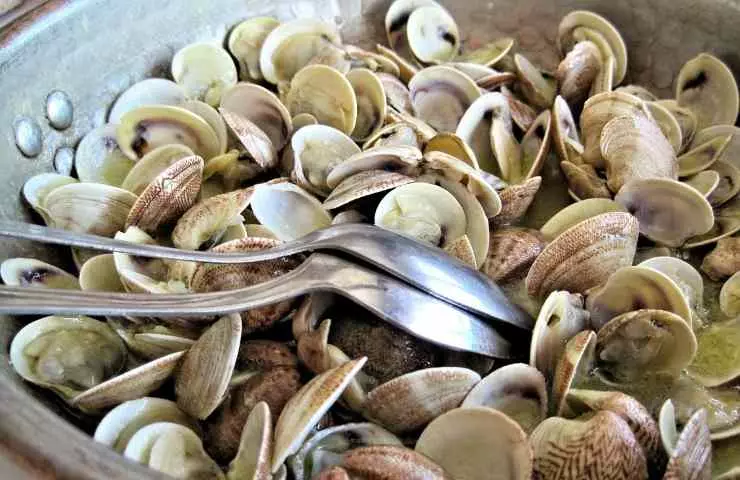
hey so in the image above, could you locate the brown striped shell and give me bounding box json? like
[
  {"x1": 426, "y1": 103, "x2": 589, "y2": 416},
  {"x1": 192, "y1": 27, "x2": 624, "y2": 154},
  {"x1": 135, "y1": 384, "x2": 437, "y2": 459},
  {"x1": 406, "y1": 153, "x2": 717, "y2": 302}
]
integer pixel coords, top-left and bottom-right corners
[{"x1": 483, "y1": 227, "x2": 547, "y2": 283}]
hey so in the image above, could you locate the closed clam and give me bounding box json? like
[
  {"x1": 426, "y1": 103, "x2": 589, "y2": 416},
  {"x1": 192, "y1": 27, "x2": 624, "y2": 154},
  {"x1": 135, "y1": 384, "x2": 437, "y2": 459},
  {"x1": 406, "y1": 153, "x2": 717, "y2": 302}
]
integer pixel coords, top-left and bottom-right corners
[
  {"x1": 285, "y1": 65, "x2": 358, "y2": 135},
  {"x1": 585, "y1": 266, "x2": 692, "y2": 330},
  {"x1": 416, "y1": 407, "x2": 532, "y2": 480},
  {"x1": 526, "y1": 212, "x2": 639, "y2": 297},
  {"x1": 408, "y1": 65, "x2": 480, "y2": 133},
  {"x1": 228, "y1": 17, "x2": 280, "y2": 81},
  {"x1": 338, "y1": 445, "x2": 451, "y2": 480},
  {"x1": 483, "y1": 227, "x2": 546, "y2": 283},
  {"x1": 462, "y1": 364, "x2": 547, "y2": 433},
  {"x1": 556, "y1": 41, "x2": 601, "y2": 106},
  {"x1": 9, "y1": 315, "x2": 127, "y2": 400},
  {"x1": 596, "y1": 309, "x2": 697, "y2": 383},
  {"x1": 259, "y1": 19, "x2": 341, "y2": 85},
  {"x1": 220, "y1": 82, "x2": 293, "y2": 151},
  {"x1": 659, "y1": 400, "x2": 712, "y2": 480},
  {"x1": 75, "y1": 124, "x2": 136, "y2": 186},
  {"x1": 531, "y1": 411, "x2": 648, "y2": 480},
  {"x1": 289, "y1": 423, "x2": 402, "y2": 480},
  {"x1": 171, "y1": 42, "x2": 237, "y2": 106},
  {"x1": 676, "y1": 53, "x2": 739, "y2": 130},
  {"x1": 116, "y1": 105, "x2": 221, "y2": 161},
  {"x1": 291, "y1": 124, "x2": 361, "y2": 196},
  {"x1": 615, "y1": 178, "x2": 714, "y2": 247},
  {"x1": 1, "y1": 257, "x2": 79, "y2": 290}
]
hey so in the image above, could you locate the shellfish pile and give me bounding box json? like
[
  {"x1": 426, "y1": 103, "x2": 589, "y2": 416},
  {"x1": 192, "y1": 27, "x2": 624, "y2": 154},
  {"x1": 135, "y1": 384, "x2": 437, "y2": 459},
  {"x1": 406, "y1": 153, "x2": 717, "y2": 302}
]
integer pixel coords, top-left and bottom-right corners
[{"x1": 3, "y1": 1, "x2": 740, "y2": 478}]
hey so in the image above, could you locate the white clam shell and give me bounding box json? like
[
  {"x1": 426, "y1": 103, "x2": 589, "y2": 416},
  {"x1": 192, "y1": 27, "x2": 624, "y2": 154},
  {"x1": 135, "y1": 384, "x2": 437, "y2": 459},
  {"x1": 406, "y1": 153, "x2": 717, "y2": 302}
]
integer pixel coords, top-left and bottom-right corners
[
  {"x1": 228, "y1": 17, "x2": 280, "y2": 81},
  {"x1": 171, "y1": 42, "x2": 237, "y2": 106},
  {"x1": 75, "y1": 124, "x2": 136, "y2": 186},
  {"x1": 108, "y1": 78, "x2": 187, "y2": 124},
  {"x1": 292, "y1": 124, "x2": 361, "y2": 196},
  {"x1": 409, "y1": 65, "x2": 481, "y2": 133},
  {"x1": 250, "y1": 182, "x2": 332, "y2": 241},
  {"x1": 1, "y1": 257, "x2": 79, "y2": 290},
  {"x1": 22, "y1": 173, "x2": 78, "y2": 223}
]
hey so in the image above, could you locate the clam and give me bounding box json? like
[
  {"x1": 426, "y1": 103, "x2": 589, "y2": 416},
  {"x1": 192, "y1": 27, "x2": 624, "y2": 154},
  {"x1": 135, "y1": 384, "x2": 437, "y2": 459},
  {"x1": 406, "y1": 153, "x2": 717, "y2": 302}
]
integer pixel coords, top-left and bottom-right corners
[
  {"x1": 678, "y1": 134, "x2": 731, "y2": 177},
  {"x1": 385, "y1": 106, "x2": 438, "y2": 142},
  {"x1": 493, "y1": 176, "x2": 542, "y2": 227},
  {"x1": 123, "y1": 422, "x2": 224, "y2": 479},
  {"x1": 639, "y1": 256, "x2": 704, "y2": 310},
  {"x1": 617, "y1": 85, "x2": 658, "y2": 102},
  {"x1": 482, "y1": 227, "x2": 546, "y2": 283},
  {"x1": 347, "y1": 69, "x2": 387, "y2": 142},
  {"x1": 121, "y1": 144, "x2": 195, "y2": 195},
  {"x1": 540, "y1": 198, "x2": 626, "y2": 240},
  {"x1": 220, "y1": 109, "x2": 277, "y2": 169},
  {"x1": 226, "y1": 401, "x2": 272, "y2": 480},
  {"x1": 376, "y1": 72, "x2": 413, "y2": 116},
  {"x1": 596, "y1": 309, "x2": 697, "y2": 383},
  {"x1": 551, "y1": 330, "x2": 597, "y2": 417},
  {"x1": 339, "y1": 445, "x2": 451, "y2": 480},
  {"x1": 585, "y1": 266, "x2": 692, "y2": 330},
  {"x1": 332, "y1": 210, "x2": 367, "y2": 225},
  {"x1": 323, "y1": 170, "x2": 415, "y2": 210},
  {"x1": 228, "y1": 17, "x2": 280, "y2": 81},
  {"x1": 361, "y1": 367, "x2": 480, "y2": 434},
  {"x1": 408, "y1": 65, "x2": 480, "y2": 133},
  {"x1": 707, "y1": 159, "x2": 740, "y2": 207},
  {"x1": 714, "y1": 437, "x2": 740, "y2": 480},
  {"x1": 289, "y1": 423, "x2": 403, "y2": 480},
  {"x1": 259, "y1": 18, "x2": 341, "y2": 85},
  {"x1": 514, "y1": 54, "x2": 557, "y2": 109},
  {"x1": 71, "y1": 351, "x2": 185, "y2": 412},
  {"x1": 114, "y1": 227, "x2": 186, "y2": 293},
  {"x1": 116, "y1": 105, "x2": 221, "y2": 161},
  {"x1": 565, "y1": 390, "x2": 666, "y2": 478},
  {"x1": 683, "y1": 170, "x2": 720, "y2": 197},
  {"x1": 647, "y1": 101, "x2": 684, "y2": 154},
  {"x1": 615, "y1": 178, "x2": 714, "y2": 247},
  {"x1": 561, "y1": 161, "x2": 612, "y2": 200},
  {"x1": 720, "y1": 272, "x2": 740, "y2": 317},
  {"x1": 580, "y1": 91, "x2": 647, "y2": 168},
  {"x1": 374, "y1": 182, "x2": 466, "y2": 250},
  {"x1": 205, "y1": 366, "x2": 301, "y2": 464},
  {"x1": 600, "y1": 113, "x2": 678, "y2": 193},
  {"x1": 9, "y1": 315, "x2": 127, "y2": 400},
  {"x1": 171, "y1": 42, "x2": 237, "y2": 106},
  {"x1": 659, "y1": 401, "x2": 712, "y2": 480},
  {"x1": 687, "y1": 318, "x2": 740, "y2": 388},
  {"x1": 181, "y1": 100, "x2": 228, "y2": 156},
  {"x1": 175, "y1": 314, "x2": 241, "y2": 419},
  {"x1": 416, "y1": 407, "x2": 532, "y2": 480},
  {"x1": 676, "y1": 53, "x2": 739, "y2": 130},
  {"x1": 43, "y1": 182, "x2": 136, "y2": 237},
  {"x1": 384, "y1": 0, "x2": 440, "y2": 55},
  {"x1": 691, "y1": 125, "x2": 740, "y2": 169},
  {"x1": 556, "y1": 40, "x2": 602, "y2": 106},
  {"x1": 519, "y1": 111, "x2": 552, "y2": 183},
  {"x1": 125, "y1": 155, "x2": 204, "y2": 233},
  {"x1": 690, "y1": 215, "x2": 740, "y2": 252},
  {"x1": 107, "y1": 317, "x2": 196, "y2": 360},
  {"x1": 292, "y1": 124, "x2": 361, "y2": 196},
  {"x1": 405, "y1": 4, "x2": 459, "y2": 64},
  {"x1": 271, "y1": 358, "x2": 367, "y2": 472},
  {"x1": 1, "y1": 258, "x2": 79, "y2": 290},
  {"x1": 551, "y1": 96, "x2": 580, "y2": 163},
  {"x1": 531, "y1": 411, "x2": 647, "y2": 480},
  {"x1": 376, "y1": 44, "x2": 419, "y2": 84},
  {"x1": 172, "y1": 187, "x2": 253, "y2": 250},
  {"x1": 94, "y1": 397, "x2": 196, "y2": 453},
  {"x1": 501, "y1": 86, "x2": 538, "y2": 132},
  {"x1": 191, "y1": 237, "x2": 302, "y2": 333},
  {"x1": 558, "y1": 10, "x2": 628, "y2": 85},
  {"x1": 220, "y1": 82, "x2": 293, "y2": 150},
  {"x1": 79, "y1": 254, "x2": 126, "y2": 292},
  {"x1": 462, "y1": 364, "x2": 547, "y2": 433},
  {"x1": 456, "y1": 92, "x2": 520, "y2": 177},
  {"x1": 284, "y1": 65, "x2": 358, "y2": 135},
  {"x1": 344, "y1": 45, "x2": 401, "y2": 77},
  {"x1": 656, "y1": 100, "x2": 698, "y2": 151},
  {"x1": 457, "y1": 37, "x2": 515, "y2": 67},
  {"x1": 526, "y1": 212, "x2": 639, "y2": 297},
  {"x1": 529, "y1": 290, "x2": 590, "y2": 383},
  {"x1": 109, "y1": 78, "x2": 187, "y2": 124},
  {"x1": 424, "y1": 133, "x2": 479, "y2": 168},
  {"x1": 443, "y1": 235, "x2": 476, "y2": 267},
  {"x1": 250, "y1": 181, "x2": 332, "y2": 241},
  {"x1": 22, "y1": 173, "x2": 78, "y2": 222},
  {"x1": 75, "y1": 124, "x2": 136, "y2": 186}
]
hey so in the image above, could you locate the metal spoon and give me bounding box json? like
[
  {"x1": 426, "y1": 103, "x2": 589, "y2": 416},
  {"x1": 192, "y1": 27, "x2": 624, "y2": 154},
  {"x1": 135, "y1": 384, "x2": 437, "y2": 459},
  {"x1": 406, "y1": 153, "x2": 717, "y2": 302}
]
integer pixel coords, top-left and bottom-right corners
[
  {"x1": 0, "y1": 252, "x2": 513, "y2": 358},
  {"x1": 0, "y1": 220, "x2": 533, "y2": 330}
]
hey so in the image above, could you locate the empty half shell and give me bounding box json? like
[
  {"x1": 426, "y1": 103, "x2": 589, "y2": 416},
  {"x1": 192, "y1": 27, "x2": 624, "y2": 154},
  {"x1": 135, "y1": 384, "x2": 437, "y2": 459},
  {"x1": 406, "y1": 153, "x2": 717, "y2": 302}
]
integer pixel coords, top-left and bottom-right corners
[
  {"x1": 22, "y1": 173, "x2": 78, "y2": 223},
  {"x1": 676, "y1": 53, "x2": 739, "y2": 130},
  {"x1": 250, "y1": 182, "x2": 332, "y2": 241},
  {"x1": 171, "y1": 42, "x2": 237, "y2": 106},
  {"x1": 551, "y1": 330, "x2": 597, "y2": 417},
  {"x1": 292, "y1": 124, "x2": 361, "y2": 196},
  {"x1": 220, "y1": 82, "x2": 293, "y2": 151},
  {"x1": 347, "y1": 68, "x2": 387, "y2": 142},
  {"x1": 687, "y1": 318, "x2": 740, "y2": 388},
  {"x1": 406, "y1": 4, "x2": 459, "y2": 64},
  {"x1": 1, "y1": 258, "x2": 79, "y2": 290},
  {"x1": 75, "y1": 124, "x2": 136, "y2": 186},
  {"x1": 409, "y1": 65, "x2": 480, "y2": 133},
  {"x1": 228, "y1": 17, "x2": 280, "y2": 81}
]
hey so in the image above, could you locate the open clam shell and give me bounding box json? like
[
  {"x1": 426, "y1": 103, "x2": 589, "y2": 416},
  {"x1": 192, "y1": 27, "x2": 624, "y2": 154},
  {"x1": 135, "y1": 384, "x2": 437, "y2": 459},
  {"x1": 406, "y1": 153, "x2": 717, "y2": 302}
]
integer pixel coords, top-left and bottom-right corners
[
  {"x1": 615, "y1": 178, "x2": 714, "y2": 247},
  {"x1": 676, "y1": 53, "x2": 739, "y2": 130},
  {"x1": 228, "y1": 17, "x2": 280, "y2": 81},
  {"x1": 408, "y1": 65, "x2": 480, "y2": 133},
  {"x1": 659, "y1": 401, "x2": 712, "y2": 480},
  {"x1": 526, "y1": 212, "x2": 639, "y2": 298},
  {"x1": 424, "y1": 133, "x2": 479, "y2": 169},
  {"x1": 292, "y1": 124, "x2": 361, "y2": 196},
  {"x1": 326, "y1": 145, "x2": 422, "y2": 189},
  {"x1": 116, "y1": 105, "x2": 221, "y2": 161},
  {"x1": 376, "y1": 73, "x2": 413, "y2": 116},
  {"x1": 514, "y1": 54, "x2": 557, "y2": 109},
  {"x1": 657, "y1": 99, "x2": 698, "y2": 152},
  {"x1": 9, "y1": 315, "x2": 127, "y2": 400},
  {"x1": 375, "y1": 44, "x2": 419, "y2": 84},
  {"x1": 551, "y1": 96, "x2": 581, "y2": 163},
  {"x1": 289, "y1": 422, "x2": 402, "y2": 480},
  {"x1": 220, "y1": 108, "x2": 277, "y2": 170},
  {"x1": 109, "y1": 78, "x2": 187, "y2": 124},
  {"x1": 639, "y1": 256, "x2": 704, "y2": 310},
  {"x1": 271, "y1": 357, "x2": 367, "y2": 472},
  {"x1": 595, "y1": 309, "x2": 697, "y2": 383},
  {"x1": 551, "y1": 330, "x2": 596, "y2": 417},
  {"x1": 22, "y1": 173, "x2": 78, "y2": 223},
  {"x1": 585, "y1": 266, "x2": 692, "y2": 330},
  {"x1": 171, "y1": 42, "x2": 237, "y2": 106},
  {"x1": 220, "y1": 82, "x2": 293, "y2": 151},
  {"x1": 226, "y1": 401, "x2": 273, "y2": 480},
  {"x1": 687, "y1": 318, "x2": 740, "y2": 388},
  {"x1": 707, "y1": 159, "x2": 740, "y2": 207},
  {"x1": 75, "y1": 124, "x2": 136, "y2": 186},
  {"x1": 406, "y1": 4, "x2": 459, "y2": 64},
  {"x1": 250, "y1": 182, "x2": 332, "y2": 241},
  {"x1": 461, "y1": 364, "x2": 547, "y2": 434},
  {"x1": 720, "y1": 272, "x2": 740, "y2": 317},
  {"x1": 347, "y1": 68, "x2": 387, "y2": 142},
  {"x1": 114, "y1": 227, "x2": 185, "y2": 294},
  {"x1": 362, "y1": 367, "x2": 480, "y2": 434},
  {"x1": 529, "y1": 290, "x2": 590, "y2": 384},
  {"x1": 175, "y1": 313, "x2": 242, "y2": 419},
  {"x1": 683, "y1": 170, "x2": 721, "y2": 197},
  {"x1": 540, "y1": 192, "x2": 626, "y2": 241},
  {"x1": 678, "y1": 134, "x2": 731, "y2": 177},
  {"x1": 121, "y1": 144, "x2": 195, "y2": 194},
  {"x1": 416, "y1": 407, "x2": 533, "y2": 480},
  {"x1": 323, "y1": 170, "x2": 414, "y2": 211},
  {"x1": 1, "y1": 258, "x2": 79, "y2": 290},
  {"x1": 561, "y1": 161, "x2": 612, "y2": 200},
  {"x1": 519, "y1": 110, "x2": 552, "y2": 183}
]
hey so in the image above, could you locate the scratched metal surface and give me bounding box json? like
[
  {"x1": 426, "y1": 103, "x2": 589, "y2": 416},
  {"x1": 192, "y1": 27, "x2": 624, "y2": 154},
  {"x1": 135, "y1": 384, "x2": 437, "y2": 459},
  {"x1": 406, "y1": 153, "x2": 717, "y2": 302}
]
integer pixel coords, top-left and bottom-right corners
[{"x1": 0, "y1": 0, "x2": 739, "y2": 478}]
